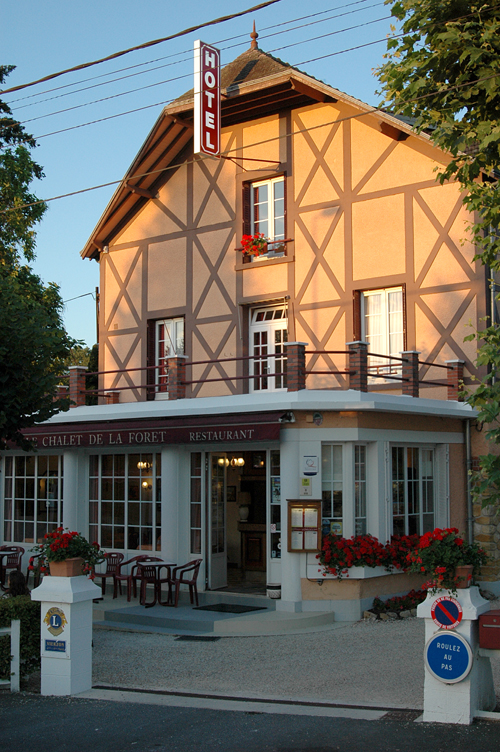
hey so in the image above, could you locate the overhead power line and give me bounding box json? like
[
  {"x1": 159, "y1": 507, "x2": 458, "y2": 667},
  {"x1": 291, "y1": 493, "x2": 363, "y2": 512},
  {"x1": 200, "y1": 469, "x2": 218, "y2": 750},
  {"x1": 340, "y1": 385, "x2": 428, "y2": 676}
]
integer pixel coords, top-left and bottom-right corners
[
  {"x1": 3, "y1": 68, "x2": 499, "y2": 217},
  {"x1": 0, "y1": 0, "x2": 283, "y2": 95}
]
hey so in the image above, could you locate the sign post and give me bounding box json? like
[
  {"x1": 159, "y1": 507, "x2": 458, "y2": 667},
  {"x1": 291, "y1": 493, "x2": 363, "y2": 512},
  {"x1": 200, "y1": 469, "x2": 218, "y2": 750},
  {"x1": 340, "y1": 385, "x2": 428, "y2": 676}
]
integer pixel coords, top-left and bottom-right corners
[
  {"x1": 32, "y1": 575, "x2": 100, "y2": 696},
  {"x1": 417, "y1": 587, "x2": 495, "y2": 724}
]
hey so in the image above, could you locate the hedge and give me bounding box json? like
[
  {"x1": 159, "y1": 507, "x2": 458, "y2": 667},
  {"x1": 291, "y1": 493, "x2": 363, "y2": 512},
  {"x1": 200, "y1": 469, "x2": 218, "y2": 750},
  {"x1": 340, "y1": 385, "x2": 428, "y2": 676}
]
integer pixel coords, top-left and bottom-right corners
[{"x1": 0, "y1": 596, "x2": 40, "y2": 680}]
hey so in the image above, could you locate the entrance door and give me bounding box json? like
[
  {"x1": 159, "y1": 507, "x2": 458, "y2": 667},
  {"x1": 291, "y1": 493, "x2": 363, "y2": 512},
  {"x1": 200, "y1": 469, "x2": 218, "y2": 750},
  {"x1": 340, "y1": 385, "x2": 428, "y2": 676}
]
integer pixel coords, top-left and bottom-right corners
[{"x1": 207, "y1": 453, "x2": 227, "y2": 589}]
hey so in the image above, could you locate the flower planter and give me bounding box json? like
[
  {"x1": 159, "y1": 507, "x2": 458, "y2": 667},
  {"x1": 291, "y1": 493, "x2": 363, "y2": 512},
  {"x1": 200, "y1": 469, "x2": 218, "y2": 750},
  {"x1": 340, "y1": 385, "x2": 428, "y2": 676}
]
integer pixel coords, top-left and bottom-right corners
[
  {"x1": 454, "y1": 564, "x2": 474, "y2": 588},
  {"x1": 49, "y1": 557, "x2": 84, "y2": 577}
]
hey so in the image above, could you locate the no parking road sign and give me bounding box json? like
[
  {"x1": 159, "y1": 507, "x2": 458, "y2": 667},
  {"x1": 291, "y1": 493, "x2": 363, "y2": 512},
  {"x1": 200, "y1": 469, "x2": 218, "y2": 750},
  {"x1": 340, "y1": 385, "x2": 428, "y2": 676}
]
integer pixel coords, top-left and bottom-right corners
[
  {"x1": 424, "y1": 631, "x2": 473, "y2": 684},
  {"x1": 431, "y1": 596, "x2": 463, "y2": 630}
]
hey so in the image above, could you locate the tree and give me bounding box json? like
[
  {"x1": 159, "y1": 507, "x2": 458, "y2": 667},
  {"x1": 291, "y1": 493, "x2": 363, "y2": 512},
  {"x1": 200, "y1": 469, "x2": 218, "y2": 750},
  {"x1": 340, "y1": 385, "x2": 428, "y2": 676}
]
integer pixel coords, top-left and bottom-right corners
[
  {"x1": 376, "y1": 1, "x2": 500, "y2": 506},
  {"x1": 0, "y1": 66, "x2": 76, "y2": 450}
]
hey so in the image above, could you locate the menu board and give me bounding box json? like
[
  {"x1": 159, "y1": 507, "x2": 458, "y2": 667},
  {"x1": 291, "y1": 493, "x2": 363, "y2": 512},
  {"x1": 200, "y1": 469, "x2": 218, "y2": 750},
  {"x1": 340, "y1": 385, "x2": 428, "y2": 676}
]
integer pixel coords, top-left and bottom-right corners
[{"x1": 287, "y1": 500, "x2": 322, "y2": 552}]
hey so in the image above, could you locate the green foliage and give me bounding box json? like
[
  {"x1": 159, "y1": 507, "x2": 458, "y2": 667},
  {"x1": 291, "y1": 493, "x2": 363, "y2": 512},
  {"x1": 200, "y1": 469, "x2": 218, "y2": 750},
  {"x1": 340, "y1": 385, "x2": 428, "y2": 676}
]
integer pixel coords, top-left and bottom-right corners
[
  {"x1": 0, "y1": 66, "x2": 77, "y2": 449},
  {"x1": 86, "y1": 343, "x2": 99, "y2": 406},
  {"x1": 377, "y1": 1, "x2": 500, "y2": 508},
  {"x1": 372, "y1": 589, "x2": 427, "y2": 614},
  {"x1": 64, "y1": 346, "x2": 91, "y2": 368},
  {"x1": 0, "y1": 596, "x2": 40, "y2": 680}
]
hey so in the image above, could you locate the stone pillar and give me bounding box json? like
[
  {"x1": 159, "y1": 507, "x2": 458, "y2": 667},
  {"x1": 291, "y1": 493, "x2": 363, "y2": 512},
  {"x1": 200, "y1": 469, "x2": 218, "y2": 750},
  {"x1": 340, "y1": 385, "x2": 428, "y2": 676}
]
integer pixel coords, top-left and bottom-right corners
[
  {"x1": 68, "y1": 366, "x2": 87, "y2": 408},
  {"x1": 161, "y1": 447, "x2": 179, "y2": 567},
  {"x1": 401, "y1": 351, "x2": 420, "y2": 398},
  {"x1": 446, "y1": 360, "x2": 465, "y2": 402},
  {"x1": 417, "y1": 587, "x2": 495, "y2": 724},
  {"x1": 166, "y1": 356, "x2": 187, "y2": 400},
  {"x1": 276, "y1": 434, "x2": 302, "y2": 612},
  {"x1": 347, "y1": 341, "x2": 368, "y2": 392},
  {"x1": 285, "y1": 342, "x2": 307, "y2": 392},
  {"x1": 31, "y1": 575, "x2": 101, "y2": 696},
  {"x1": 104, "y1": 391, "x2": 120, "y2": 404}
]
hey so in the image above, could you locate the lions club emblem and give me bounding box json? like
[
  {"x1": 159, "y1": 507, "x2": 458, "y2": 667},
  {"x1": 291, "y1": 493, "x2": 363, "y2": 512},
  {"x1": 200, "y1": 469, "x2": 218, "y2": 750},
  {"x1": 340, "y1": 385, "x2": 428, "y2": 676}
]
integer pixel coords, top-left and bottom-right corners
[{"x1": 44, "y1": 607, "x2": 67, "y2": 636}]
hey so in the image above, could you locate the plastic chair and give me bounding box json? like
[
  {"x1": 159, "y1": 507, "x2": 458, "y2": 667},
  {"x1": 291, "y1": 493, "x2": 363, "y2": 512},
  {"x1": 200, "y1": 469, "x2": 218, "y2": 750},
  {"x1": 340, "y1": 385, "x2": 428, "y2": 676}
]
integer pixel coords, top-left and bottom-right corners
[
  {"x1": 0, "y1": 546, "x2": 25, "y2": 590},
  {"x1": 27, "y1": 552, "x2": 45, "y2": 589},
  {"x1": 129, "y1": 557, "x2": 163, "y2": 601},
  {"x1": 113, "y1": 555, "x2": 150, "y2": 600},
  {"x1": 162, "y1": 559, "x2": 202, "y2": 608},
  {"x1": 93, "y1": 552, "x2": 124, "y2": 597},
  {"x1": 136, "y1": 563, "x2": 163, "y2": 608}
]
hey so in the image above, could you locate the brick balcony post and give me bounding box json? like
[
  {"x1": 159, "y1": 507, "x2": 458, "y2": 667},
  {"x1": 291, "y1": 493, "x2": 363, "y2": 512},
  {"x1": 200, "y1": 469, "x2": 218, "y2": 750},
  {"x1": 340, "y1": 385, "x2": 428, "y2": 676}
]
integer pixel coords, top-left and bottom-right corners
[
  {"x1": 105, "y1": 391, "x2": 120, "y2": 405},
  {"x1": 53, "y1": 385, "x2": 69, "y2": 403},
  {"x1": 401, "y1": 351, "x2": 420, "y2": 398},
  {"x1": 445, "y1": 359, "x2": 465, "y2": 401},
  {"x1": 347, "y1": 341, "x2": 368, "y2": 392},
  {"x1": 166, "y1": 356, "x2": 188, "y2": 400},
  {"x1": 68, "y1": 366, "x2": 87, "y2": 408},
  {"x1": 285, "y1": 342, "x2": 307, "y2": 392}
]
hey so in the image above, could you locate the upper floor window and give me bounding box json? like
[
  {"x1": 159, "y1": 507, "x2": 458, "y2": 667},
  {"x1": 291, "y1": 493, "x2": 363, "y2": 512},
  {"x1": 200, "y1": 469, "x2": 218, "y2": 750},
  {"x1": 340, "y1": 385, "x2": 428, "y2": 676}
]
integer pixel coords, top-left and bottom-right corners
[
  {"x1": 360, "y1": 287, "x2": 404, "y2": 378},
  {"x1": 147, "y1": 317, "x2": 184, "y2": 399},
  {"x1": 249, "y1": 306, "x2": 287, "y2": 392},
  {"x1": 243, "y1": 176, "x2": 285, "y2": 261}
]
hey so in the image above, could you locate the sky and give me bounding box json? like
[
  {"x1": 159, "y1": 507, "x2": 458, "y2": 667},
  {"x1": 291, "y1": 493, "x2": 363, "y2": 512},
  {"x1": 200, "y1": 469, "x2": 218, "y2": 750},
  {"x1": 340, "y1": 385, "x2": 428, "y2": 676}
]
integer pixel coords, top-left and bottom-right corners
[{"x1": 2, "y1": 0, "x2": 398, "y2": 346}]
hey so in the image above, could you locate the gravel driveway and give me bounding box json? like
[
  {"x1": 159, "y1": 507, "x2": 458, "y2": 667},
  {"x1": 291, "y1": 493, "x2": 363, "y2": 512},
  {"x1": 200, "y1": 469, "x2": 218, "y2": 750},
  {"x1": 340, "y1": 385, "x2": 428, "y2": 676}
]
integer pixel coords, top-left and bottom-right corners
[{"x1": 92, "y1": 614, "x2": 500, "y2": 711}]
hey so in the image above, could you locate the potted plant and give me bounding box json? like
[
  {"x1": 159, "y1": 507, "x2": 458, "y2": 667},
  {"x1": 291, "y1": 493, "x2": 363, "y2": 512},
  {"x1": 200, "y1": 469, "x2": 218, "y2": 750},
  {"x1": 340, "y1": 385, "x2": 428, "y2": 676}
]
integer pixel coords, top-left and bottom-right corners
[
  {"x1": 240, "y1": 233, "x2": 269, "y2": 259},
  {"x1": 406, "y1": 527, "x2": 488, "y2": 593},
  {"x1": 30, "y1": 527, "x2": 105, "y2": 578}
]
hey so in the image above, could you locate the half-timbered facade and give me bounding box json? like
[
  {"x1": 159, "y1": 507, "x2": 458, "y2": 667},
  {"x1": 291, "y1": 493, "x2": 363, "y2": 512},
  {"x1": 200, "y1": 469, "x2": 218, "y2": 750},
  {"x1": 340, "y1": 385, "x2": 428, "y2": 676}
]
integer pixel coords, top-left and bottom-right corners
[{"x1": 2, "y1": 37, "x2": 498, "y2": 616}]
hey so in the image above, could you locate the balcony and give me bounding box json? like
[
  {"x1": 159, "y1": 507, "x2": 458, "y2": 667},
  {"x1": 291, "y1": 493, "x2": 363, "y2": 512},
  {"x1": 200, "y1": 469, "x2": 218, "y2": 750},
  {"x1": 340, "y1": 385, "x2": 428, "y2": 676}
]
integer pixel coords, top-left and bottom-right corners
[{"x1": 62, "y1": 343, "x2": 465, "y2": 408}]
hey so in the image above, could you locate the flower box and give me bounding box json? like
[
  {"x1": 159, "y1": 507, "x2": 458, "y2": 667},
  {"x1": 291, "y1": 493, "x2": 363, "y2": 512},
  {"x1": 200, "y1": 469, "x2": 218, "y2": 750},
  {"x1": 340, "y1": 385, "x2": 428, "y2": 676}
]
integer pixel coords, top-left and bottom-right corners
[{"x1": 49, "y1": 557, "x2": 84, "y2": 577}]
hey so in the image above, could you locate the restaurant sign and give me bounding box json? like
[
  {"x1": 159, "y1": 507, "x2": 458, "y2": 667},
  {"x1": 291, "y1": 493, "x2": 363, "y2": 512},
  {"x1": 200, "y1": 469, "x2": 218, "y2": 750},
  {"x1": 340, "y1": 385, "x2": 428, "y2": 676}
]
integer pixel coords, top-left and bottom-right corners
[{"x1": 22, "y1": 415, "x2": 281, "y2": 449}]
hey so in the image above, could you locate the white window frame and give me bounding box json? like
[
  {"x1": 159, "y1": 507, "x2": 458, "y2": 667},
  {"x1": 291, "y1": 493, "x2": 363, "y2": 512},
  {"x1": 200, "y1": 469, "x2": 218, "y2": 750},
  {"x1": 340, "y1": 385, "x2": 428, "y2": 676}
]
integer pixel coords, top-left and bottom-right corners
[
  {"x1": 155, "y1": 317, "x2": 184, "y2": 399},
  {"x1": 249, "y1": 176, "x2": 285, "y2": 261},
  {"x1": 249, "y1": 306, "x2": 288, "y2": 393},
  {"x1": 361, "y1": 287, "x2": 404, "y2": 378}
]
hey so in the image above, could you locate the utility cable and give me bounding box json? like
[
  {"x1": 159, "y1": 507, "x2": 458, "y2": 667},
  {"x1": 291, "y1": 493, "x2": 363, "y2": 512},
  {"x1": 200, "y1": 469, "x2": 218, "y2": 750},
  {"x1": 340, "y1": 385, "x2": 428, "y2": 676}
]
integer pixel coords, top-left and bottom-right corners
[
  {"x1": 0, "y1": 0, "x2": 283, "y2": 95},
  {"x1": 3, "y1": 67, "x2": 498, "y2": 217},
  {"x1": 6, "y1": 0, "x2": 380, "y2": 105}
]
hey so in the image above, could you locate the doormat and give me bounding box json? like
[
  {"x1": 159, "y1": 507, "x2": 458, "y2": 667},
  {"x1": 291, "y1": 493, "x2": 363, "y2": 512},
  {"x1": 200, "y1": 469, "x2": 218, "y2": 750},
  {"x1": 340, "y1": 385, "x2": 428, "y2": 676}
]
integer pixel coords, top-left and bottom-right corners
[
  {"x1": 175, "y1": 635, "x2": 221, "y2": 642},
  {"x1": 194, "y1": 604, "x2": 267, "y2": 614}
]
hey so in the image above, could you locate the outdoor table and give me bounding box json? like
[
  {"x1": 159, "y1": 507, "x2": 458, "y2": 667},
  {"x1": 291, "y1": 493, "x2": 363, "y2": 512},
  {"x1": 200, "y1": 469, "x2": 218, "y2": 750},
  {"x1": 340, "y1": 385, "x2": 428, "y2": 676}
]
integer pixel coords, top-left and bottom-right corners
[
  {"x1": 0, "y1": 549, "x2": 18, "y2": 591},
  {"x1": 136, "y1": 561, "x2": 176, "y2": 608}
]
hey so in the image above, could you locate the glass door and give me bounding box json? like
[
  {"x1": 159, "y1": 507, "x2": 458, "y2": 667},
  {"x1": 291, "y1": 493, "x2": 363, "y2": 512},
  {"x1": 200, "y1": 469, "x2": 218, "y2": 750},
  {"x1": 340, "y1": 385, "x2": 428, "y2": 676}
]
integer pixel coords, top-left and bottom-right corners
[{"x1": 208, "y1": 453, "x2": 227, "y2": 589}]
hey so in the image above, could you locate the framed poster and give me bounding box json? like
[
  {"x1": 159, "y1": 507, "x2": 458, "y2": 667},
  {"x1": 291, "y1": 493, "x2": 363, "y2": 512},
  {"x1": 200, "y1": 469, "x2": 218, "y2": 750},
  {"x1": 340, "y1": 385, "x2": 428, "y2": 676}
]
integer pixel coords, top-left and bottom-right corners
[
  {"x1": 287, "y1": 500, "x2": 322, "y2": 553},
  {"x1": 226, "y1": 485, "x2": 237, "y2": 502}
]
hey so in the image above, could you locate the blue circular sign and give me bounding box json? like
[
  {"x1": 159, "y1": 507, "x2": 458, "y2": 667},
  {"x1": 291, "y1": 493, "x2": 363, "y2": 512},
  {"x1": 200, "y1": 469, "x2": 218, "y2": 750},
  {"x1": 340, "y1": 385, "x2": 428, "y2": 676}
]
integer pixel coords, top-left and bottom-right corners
[{"x1": 424, "y1": 631, "x2": 473, "y2": 684}]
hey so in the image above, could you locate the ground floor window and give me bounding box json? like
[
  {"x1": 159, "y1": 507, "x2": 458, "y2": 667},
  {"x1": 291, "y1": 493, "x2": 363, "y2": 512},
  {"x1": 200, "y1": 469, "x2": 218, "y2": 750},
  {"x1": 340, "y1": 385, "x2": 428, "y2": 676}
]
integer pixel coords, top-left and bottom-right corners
[
  {"x1": 270, "y1": 449, "x2": 281, "y2": 558},
  {"x1": 190, "y1": 453, "x2": 202, "y2": 554},
  {"x1": 321, "y1": 445, "x2": 343, "y2": 534},
  {"x1": 392, "y1": 447, "x2": 434, "y2": 535},
  {"x1": 354, "y1": 445, "x2": 367, "y2": 536},
  {"x1": 89, "y1": 453, "x2": 161, "y2": 550},
  {"x1": 3, "y1": 455, "x2": 63, "y2": 543}
]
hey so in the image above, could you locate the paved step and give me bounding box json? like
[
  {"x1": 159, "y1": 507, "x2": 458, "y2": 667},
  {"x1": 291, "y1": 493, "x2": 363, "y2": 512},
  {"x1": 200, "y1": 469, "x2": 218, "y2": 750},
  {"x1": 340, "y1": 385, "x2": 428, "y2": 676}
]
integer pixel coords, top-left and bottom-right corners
[{"x1": 94, "y1": 601, "x2": 336, "y2": 636}]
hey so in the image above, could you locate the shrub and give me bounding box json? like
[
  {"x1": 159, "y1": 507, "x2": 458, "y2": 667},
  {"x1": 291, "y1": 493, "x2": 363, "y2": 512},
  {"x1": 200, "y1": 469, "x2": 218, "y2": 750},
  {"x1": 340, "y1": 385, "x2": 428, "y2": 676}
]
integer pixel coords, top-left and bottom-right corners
[
  {"x1": 0, "y1": 596, "x2": 40, "y2": 680},
  {"x1": 371, "y1": 589, "x2": 427, "y2": 615}
]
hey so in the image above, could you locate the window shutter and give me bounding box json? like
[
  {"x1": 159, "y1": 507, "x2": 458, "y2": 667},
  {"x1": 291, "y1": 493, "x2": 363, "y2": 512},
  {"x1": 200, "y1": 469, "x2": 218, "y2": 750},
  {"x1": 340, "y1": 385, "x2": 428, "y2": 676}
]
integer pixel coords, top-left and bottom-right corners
[
  {"x1": 402, "y1": 283, "x2": 407, "y2": 350},
  {"x1": 146, "y1": 320, "x2": 156, "y2": 400},
  {"x1": 353, "y1": 290, "x2": 362, "y2": 341},
  {"x1": 242, "y1": 183, "x2": 251, "y2": 235}
]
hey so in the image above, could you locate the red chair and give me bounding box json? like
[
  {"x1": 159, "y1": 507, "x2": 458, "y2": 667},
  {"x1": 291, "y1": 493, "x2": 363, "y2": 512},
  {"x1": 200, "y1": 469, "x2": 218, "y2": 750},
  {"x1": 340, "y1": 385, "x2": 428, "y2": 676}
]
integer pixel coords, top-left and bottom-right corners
[
  {"x1": 129, "y1": 557, "x2": 163, "y2": 601},
  {"x1": 0, "y1": 546, "x2": 25, "y2": 591},
  {"x1": 93, "y1": 552, "x2": 124, "y2": 597},
  {"x1": 113, "y1": 555, "x2": 150, "y2": 600},
  {"x1": 27, "y1": 553, "x2": 45, "y2": 589},
  {"x1": 136, "y1": 563, "x2": 163, "y2": 608},
  {"x1": 162, "y1": 559, "x2": 202, "y2": 608}
]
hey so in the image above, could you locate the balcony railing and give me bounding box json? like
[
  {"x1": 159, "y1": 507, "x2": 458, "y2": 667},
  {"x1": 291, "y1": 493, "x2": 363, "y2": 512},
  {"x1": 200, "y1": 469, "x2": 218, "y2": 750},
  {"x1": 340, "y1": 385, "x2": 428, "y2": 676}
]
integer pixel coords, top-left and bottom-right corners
[{"x1": 60, "y1": 343, "x2": 465, "y2": 408}]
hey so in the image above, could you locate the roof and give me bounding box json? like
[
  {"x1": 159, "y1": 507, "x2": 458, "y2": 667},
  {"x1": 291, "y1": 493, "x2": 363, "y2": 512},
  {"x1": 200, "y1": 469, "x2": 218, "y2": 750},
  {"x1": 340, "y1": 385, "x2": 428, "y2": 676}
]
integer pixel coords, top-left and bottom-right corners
[{"x1": 81, "y1": 43, "x2": 421, "y2": 261}]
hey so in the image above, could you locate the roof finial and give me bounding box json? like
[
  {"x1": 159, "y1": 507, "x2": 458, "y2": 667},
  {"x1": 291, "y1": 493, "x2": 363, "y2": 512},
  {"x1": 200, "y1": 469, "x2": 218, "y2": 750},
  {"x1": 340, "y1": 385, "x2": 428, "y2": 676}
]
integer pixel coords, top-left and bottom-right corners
[{"x1": 250, "y1": 21, "x2": 258, "y2": 50}]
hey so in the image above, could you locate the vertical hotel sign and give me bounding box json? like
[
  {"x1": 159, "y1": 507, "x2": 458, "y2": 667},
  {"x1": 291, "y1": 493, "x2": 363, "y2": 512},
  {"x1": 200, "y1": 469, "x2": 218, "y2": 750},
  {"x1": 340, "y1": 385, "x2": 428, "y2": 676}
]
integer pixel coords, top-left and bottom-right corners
[{"x1": 194, "y1": 40, "x2": 221, "y2": 157}]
